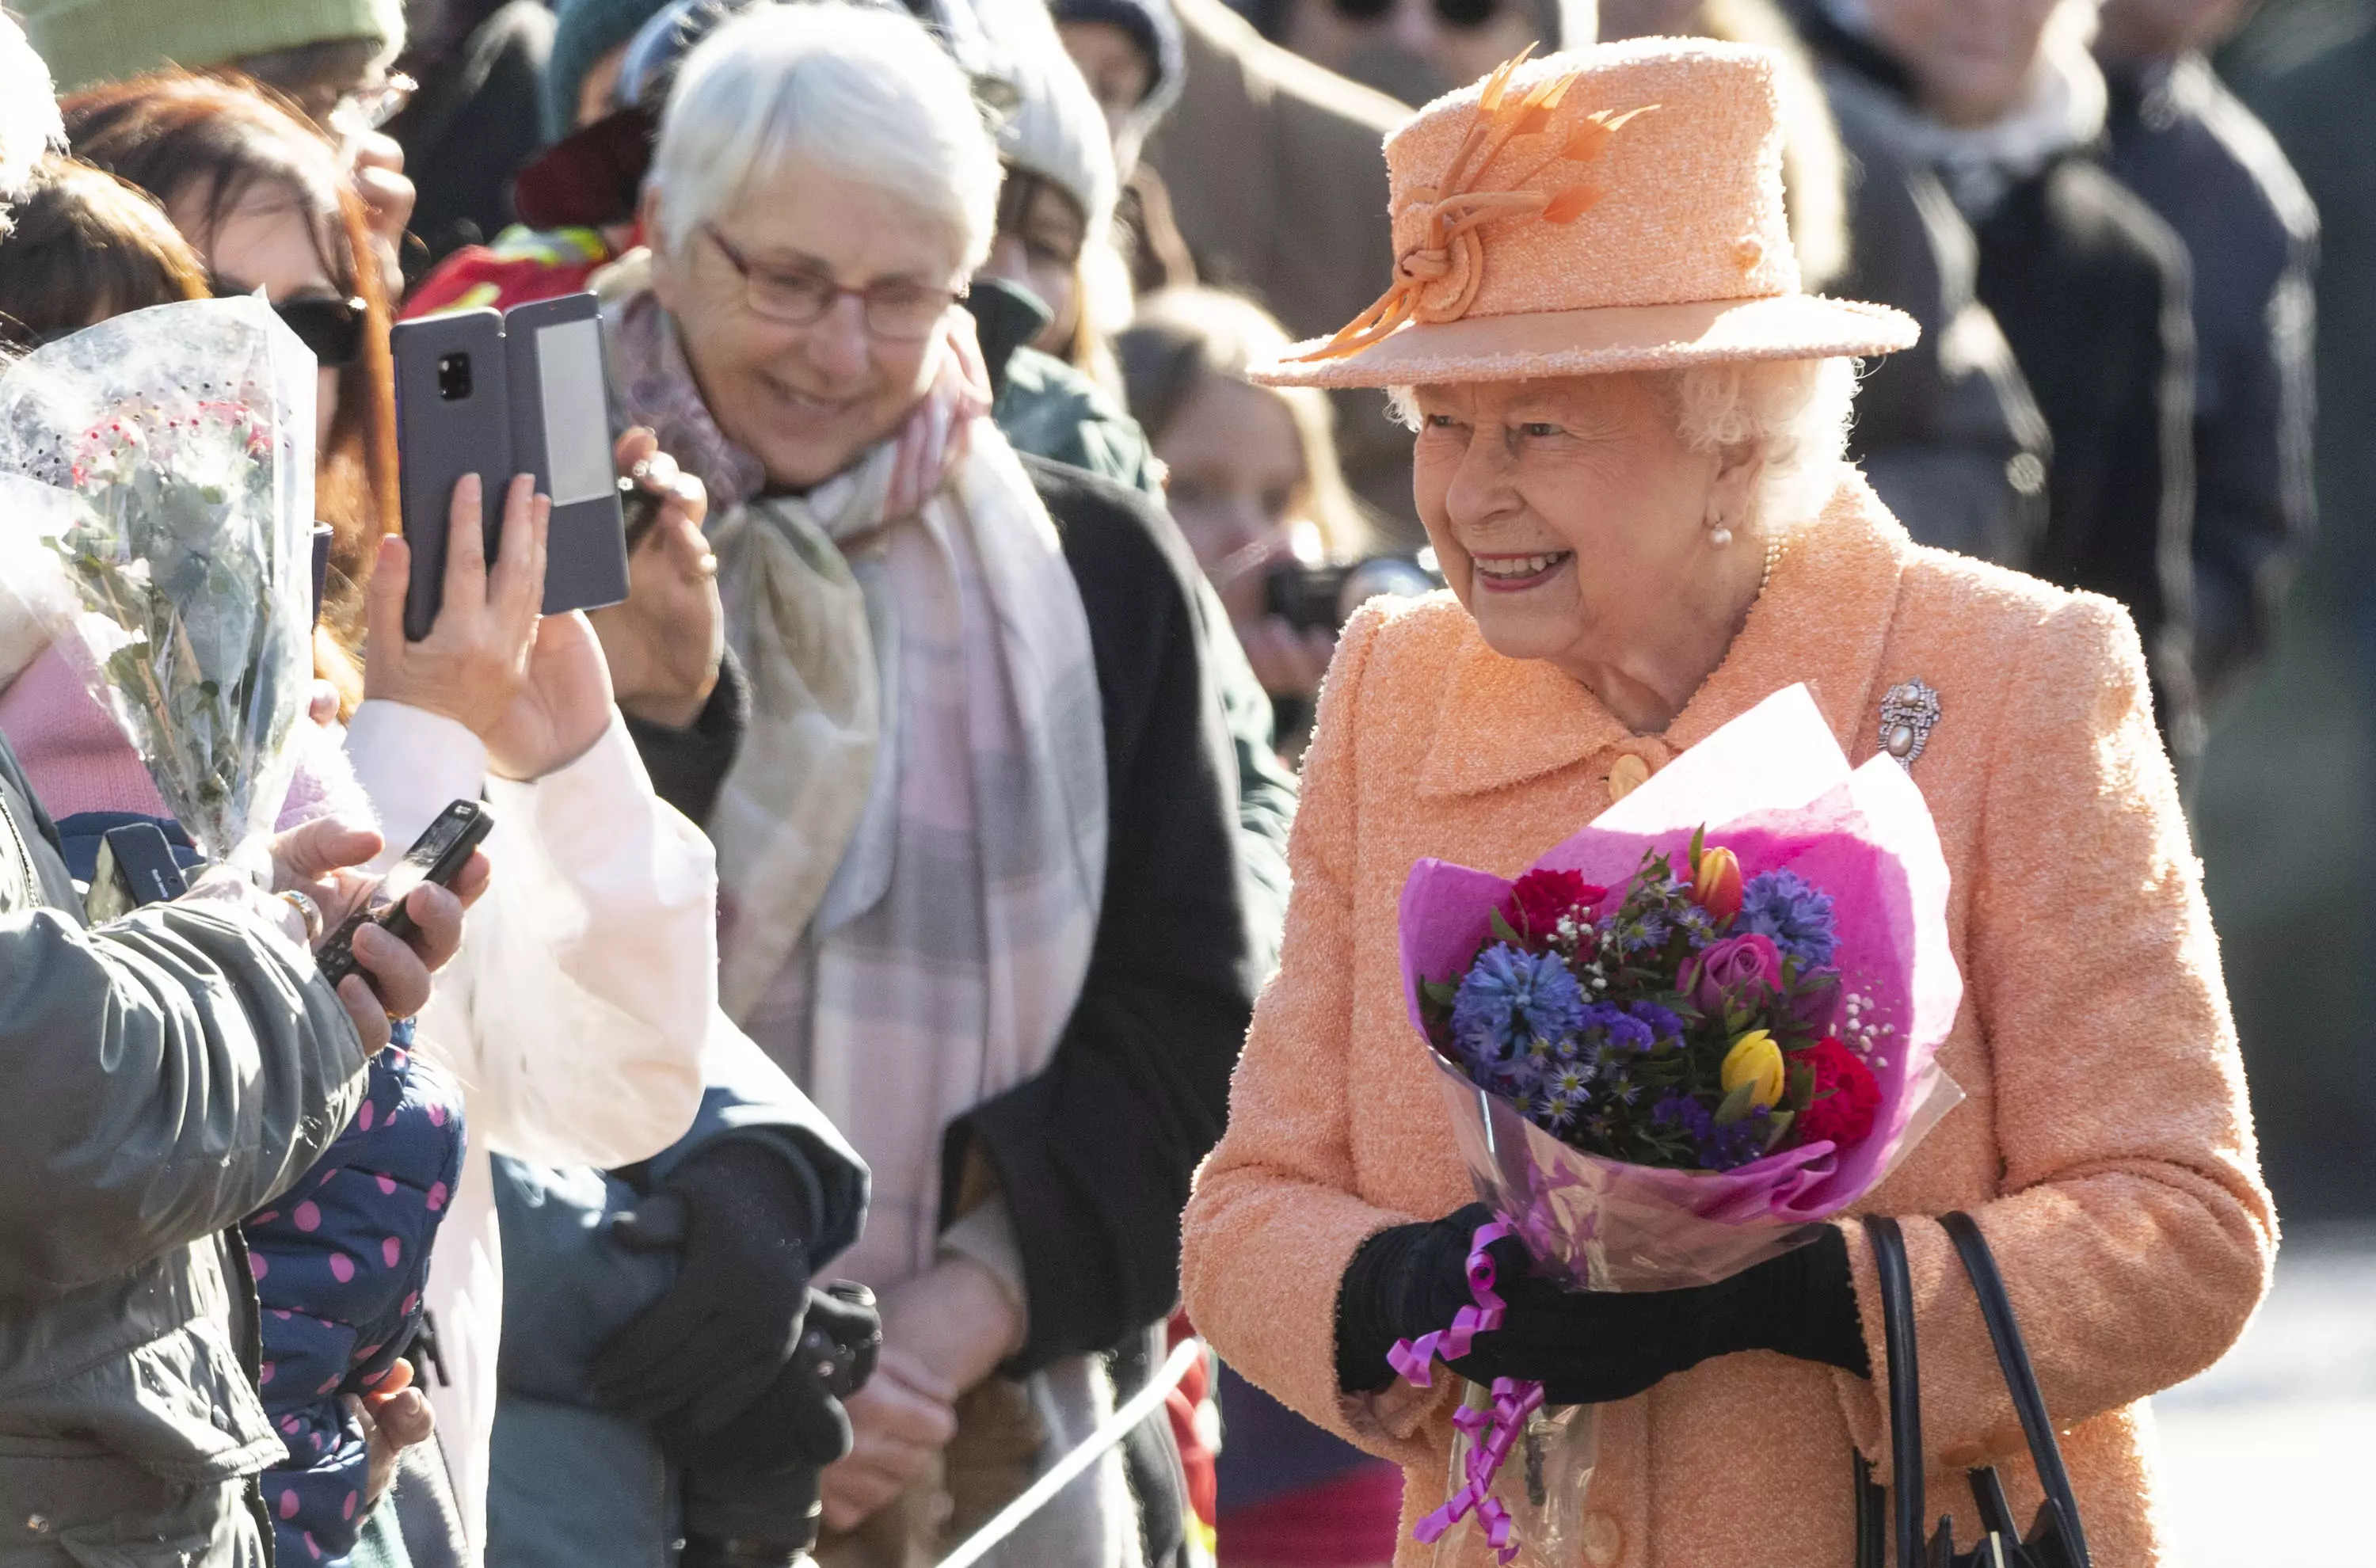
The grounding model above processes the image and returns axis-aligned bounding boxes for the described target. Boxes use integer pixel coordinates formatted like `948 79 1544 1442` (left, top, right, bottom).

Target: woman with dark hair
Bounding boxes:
0 155 208 348
64 70 402 697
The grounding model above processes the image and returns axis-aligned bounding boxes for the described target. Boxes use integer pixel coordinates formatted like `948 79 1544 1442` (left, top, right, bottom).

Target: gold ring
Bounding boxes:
278 889 325 943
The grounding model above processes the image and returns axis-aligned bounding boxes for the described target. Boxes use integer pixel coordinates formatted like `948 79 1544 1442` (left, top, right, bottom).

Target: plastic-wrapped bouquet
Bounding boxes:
1394 686 1963 1564
0 295 317 870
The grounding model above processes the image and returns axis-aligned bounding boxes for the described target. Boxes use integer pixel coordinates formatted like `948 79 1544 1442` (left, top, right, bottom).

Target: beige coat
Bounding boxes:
1181 475 2274 1566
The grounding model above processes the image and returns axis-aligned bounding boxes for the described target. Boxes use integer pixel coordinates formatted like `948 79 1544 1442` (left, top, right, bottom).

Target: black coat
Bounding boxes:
1787 5 2204 759
2105 52 2318 703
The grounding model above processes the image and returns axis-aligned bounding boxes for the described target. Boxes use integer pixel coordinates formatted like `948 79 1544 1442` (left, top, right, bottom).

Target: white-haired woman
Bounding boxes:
602 8 1265 1565
1182 41 2269 1567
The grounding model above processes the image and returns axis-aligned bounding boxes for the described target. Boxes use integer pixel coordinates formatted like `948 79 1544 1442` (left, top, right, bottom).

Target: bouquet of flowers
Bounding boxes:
0 296 318 872
1395 685 1963 1564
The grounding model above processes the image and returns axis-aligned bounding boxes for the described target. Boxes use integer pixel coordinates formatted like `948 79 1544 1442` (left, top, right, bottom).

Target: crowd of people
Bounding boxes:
0 0 2350 1558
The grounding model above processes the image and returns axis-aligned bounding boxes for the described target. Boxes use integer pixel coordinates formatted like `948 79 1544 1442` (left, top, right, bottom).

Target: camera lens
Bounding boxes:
436 352 473 402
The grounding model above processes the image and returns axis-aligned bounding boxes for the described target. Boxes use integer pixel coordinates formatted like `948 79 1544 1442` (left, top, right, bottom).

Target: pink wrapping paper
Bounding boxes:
1398 685 1964 1290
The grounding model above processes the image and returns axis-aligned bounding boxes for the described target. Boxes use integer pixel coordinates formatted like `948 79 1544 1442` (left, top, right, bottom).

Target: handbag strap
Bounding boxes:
1861 1216 1927 1568
1939 1212 2092 1568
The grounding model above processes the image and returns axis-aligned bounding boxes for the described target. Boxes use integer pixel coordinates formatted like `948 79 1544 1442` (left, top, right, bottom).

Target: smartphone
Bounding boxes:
390 294 630 641
392 310 508 643
314 800 494 988
505 294 631 618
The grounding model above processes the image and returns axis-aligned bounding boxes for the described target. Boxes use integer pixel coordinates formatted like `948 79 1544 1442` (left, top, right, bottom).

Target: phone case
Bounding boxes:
504 293 630 617
391 310 510 642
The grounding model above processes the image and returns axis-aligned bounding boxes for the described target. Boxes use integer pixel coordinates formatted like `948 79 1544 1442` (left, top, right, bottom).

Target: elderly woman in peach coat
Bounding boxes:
1178 38 2273 1568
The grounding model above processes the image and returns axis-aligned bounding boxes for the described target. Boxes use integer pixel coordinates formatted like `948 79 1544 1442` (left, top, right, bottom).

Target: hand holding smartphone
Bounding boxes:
314 801 495 989
391 293 630 641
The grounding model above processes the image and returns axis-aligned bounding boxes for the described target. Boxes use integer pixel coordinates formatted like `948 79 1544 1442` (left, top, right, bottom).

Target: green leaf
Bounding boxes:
1688 824 1706 877
1713 1080 1758 1125
1490 908 1525 946
1422 979 1460 1007
1761 1109 1795 1151
1786 1063 1815 1109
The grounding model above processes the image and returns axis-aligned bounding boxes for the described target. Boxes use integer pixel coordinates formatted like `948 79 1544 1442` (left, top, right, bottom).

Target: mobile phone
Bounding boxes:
392 310 508 643
85 822 190 924
505 293 631 618
390 295 630 641
314 800 494 988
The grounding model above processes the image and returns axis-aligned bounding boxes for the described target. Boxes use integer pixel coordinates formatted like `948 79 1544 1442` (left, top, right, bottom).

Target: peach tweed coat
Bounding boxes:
1180 474 2275 1568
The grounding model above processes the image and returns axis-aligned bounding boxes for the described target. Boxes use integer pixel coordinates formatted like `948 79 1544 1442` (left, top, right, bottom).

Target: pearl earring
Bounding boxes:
1709 522 1734 548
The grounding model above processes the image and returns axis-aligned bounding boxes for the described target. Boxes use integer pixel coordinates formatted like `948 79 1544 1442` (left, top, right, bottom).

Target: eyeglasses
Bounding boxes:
1329 0 1506 26
214 281 368 369
702 224 964 342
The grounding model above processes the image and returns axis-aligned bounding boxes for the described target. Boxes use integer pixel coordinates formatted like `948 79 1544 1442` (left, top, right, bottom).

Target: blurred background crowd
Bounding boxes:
0 0 2367 1558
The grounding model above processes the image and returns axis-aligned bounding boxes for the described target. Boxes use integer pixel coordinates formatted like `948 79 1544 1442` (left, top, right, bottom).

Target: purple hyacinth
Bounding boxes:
1738 870 1838 970
1452 944 1588 1068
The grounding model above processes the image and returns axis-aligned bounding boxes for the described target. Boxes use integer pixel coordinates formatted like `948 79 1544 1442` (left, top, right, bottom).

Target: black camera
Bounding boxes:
1262 551 1442 634
677 1282 882 1568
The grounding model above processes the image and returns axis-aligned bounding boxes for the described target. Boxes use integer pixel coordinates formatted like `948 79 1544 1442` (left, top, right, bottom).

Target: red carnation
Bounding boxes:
1792 1036 1881 1147
1498 869 1606 947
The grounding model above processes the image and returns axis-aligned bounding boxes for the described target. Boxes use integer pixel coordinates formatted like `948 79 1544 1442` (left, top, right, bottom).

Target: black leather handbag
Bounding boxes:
1854 1213 2092 1568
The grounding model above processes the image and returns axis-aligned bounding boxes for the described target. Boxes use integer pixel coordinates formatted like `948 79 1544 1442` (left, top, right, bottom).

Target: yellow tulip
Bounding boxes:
1720 1029 1786 1111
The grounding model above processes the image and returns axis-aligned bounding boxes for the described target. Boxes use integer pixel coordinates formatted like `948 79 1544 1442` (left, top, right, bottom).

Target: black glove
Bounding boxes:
592 1140 818 1432
1336 1203 1868 1404
659 1284 878 1477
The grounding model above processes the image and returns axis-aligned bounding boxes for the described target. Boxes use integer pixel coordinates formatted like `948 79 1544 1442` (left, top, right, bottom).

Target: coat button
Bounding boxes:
1582 1511 1623 1566
1607 754 1651 802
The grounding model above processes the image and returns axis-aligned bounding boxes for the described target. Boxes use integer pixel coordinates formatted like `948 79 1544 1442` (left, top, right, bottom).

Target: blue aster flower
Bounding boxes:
1452 944 1588 1064
1738 870 1838 969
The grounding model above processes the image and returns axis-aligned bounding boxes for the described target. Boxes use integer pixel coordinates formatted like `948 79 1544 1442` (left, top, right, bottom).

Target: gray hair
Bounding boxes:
1387 358 1857 534
648 4 1003 276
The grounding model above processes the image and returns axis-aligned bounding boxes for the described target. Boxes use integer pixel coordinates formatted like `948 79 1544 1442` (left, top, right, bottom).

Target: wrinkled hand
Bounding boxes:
264 816 486 1052
1235 615 1335 702
592 1141 817 1432
483 609 614 781
819 1345 959 1532
884 313 992 521
365 473 550 740
588 429 720 730
352 1358 434 1509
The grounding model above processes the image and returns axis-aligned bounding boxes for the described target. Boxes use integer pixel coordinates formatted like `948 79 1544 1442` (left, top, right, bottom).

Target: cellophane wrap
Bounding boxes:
0 296 318 871
1398 686 1964 1563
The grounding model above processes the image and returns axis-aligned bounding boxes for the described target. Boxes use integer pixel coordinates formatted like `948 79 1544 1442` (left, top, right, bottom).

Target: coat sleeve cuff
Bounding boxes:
343 701 488 868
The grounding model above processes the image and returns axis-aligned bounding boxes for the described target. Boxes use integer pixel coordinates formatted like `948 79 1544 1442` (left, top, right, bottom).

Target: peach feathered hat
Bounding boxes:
1251 39 1918 389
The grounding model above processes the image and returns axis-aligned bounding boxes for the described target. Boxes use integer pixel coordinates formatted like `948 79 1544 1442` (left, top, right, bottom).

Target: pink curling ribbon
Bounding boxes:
1387 1218 1547 1565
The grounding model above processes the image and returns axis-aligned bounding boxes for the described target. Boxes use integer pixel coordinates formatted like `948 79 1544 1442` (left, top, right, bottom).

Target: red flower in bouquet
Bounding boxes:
1496 868 1605 949
1791 1036 1882 1147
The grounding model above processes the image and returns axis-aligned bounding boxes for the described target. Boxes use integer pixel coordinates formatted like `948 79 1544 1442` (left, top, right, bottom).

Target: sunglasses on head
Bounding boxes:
212 281 368 370
1329 0 1507 27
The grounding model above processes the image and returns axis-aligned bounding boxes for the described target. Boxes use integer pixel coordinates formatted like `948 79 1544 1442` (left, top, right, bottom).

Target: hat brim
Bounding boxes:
1250 294 1920 390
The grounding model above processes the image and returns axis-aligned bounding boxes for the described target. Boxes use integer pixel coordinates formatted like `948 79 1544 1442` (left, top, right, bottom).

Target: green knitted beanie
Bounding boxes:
20 0 406 95
545 0 676 142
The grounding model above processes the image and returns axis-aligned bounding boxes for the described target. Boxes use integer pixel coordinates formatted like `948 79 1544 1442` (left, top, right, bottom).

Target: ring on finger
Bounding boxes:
278 889 325 942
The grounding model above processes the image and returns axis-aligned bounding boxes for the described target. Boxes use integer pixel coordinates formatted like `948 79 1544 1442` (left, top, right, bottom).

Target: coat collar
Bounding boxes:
1418 473 1911 800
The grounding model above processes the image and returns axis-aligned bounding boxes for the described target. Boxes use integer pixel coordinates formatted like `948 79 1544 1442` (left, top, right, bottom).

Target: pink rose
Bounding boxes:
1686 933 1782 1016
